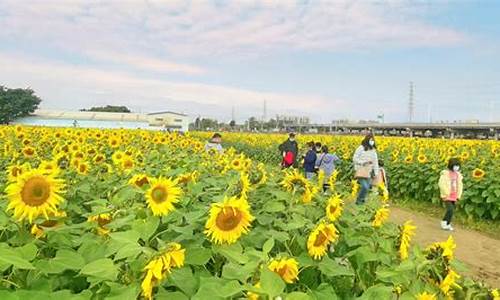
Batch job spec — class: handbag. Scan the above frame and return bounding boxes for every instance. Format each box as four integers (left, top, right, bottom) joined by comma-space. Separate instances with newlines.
354, 164, 371, 178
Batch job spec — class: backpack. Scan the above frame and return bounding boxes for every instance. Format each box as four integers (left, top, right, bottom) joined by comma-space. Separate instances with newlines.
282, 151, 295, 167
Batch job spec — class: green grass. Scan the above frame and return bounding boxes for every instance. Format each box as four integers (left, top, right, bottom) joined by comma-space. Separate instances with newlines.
393, 198, 500, 240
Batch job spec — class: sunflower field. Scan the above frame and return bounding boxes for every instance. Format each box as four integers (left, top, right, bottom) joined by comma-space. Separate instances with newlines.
192, 132, 500, 221
0, 125, 498, 300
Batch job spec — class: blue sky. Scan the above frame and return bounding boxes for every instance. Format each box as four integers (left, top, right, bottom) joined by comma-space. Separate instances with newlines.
0, 0, 499, 123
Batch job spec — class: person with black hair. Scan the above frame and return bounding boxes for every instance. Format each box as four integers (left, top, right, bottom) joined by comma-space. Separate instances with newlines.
438, 157, 463, 231
204, 133, 224, 154
314, 142, 322, 154
279, 132, 299, 168
316, 145, 341, 191
352, 133, 379, 204
303, 141, 317, 179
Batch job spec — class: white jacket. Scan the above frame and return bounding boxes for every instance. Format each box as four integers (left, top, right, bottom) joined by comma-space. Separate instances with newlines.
352, 145, 379, 177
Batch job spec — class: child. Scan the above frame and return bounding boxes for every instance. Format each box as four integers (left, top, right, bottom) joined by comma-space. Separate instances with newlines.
438, 157, 463, 231
204, 133, 224, 154
303, 141, 317, 179
316, 145, 341, 191
376, 159, 389, 190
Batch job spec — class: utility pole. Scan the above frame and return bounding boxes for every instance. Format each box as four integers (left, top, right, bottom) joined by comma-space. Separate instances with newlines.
408, 82, 415, 123
427, 104, 432, 123
231, 105, 235, 122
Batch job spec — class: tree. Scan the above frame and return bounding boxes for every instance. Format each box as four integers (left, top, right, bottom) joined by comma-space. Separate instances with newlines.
80, 105, 131, 113
0, 86, 42, 124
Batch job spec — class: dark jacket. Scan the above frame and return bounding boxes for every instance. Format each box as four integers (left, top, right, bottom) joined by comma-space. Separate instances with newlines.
279, 139, 299, 165
303, 149, 317, 172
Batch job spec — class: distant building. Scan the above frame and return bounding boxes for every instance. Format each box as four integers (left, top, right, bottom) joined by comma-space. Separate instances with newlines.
276, 115, 310, 126
15, 109, 189, 132
147, 111, 189, 131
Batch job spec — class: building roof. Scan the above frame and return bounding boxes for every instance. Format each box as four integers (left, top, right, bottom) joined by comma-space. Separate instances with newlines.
147, 111, 187, 117
32, 109, 187, 121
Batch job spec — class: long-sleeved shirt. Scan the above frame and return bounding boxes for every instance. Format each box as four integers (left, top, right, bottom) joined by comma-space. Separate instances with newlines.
303, 149, 317, 172
352, 145, 379, 178
315, 153, 341, 177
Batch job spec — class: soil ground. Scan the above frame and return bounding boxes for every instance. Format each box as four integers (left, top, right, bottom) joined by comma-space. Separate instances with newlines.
389, 207, 500, 288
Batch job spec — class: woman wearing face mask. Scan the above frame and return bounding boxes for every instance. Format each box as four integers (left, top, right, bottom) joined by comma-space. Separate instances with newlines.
438, 158, 463, 231
352, 133, 379, 205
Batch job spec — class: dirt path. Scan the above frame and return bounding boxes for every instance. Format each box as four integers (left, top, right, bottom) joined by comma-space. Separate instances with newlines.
389, 207, 500, 287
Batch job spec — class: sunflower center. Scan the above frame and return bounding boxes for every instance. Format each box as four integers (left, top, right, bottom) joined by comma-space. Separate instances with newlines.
215, 209, 243, 231
152, 186, 168, 203
136, 177, 149, 187
329, 206, 337, 214
314, 231, 328, 247
276, 265, 289, 278
124, 160, 133, 168
21, 176, 51, 207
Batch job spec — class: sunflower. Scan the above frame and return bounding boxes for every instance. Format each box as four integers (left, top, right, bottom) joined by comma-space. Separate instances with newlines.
39, 160, 60, 176
328, 170, 339, 192
282, 169, 309, 192
93, 154, 106, 164
129, 174, 150, 188
307, 222, 338, 260
204, 196, 254, 244
109, 137, 121, 148
326, 194, 343, 222
472, 168, 485, 179
317, 169, 325, 190
141, 243, 185, 300
492, 289, 500, 300
372, 207, 390, 228
301, 186, 317, 204
404, 155, 413, 164
268, 258, 299, 284
111, 151, 125, 165
350, 179, 359, 198
460, 151, 470, 161
77, 161, 90, 175
31, 224, 45, 239
22, 146, 36, 158
177, 171, 199, 185
246, 282, 261, 300
7, 163, 31, 182
417, 154, 428, 164
234, 172, 251, 200
256, 163, 268, 185
5, 169, 65, 223
120, 156, 135, 171
398, 220, 416, 260
145, 177, 182, 216
427, 236, 456, 262
416, 292, 437, 300
439, 269, 460, 297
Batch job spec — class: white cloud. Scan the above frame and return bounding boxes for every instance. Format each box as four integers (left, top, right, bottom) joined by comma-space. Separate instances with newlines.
0, 0, 466, 60
84, 50, 205, 75
0, 52, 347, 121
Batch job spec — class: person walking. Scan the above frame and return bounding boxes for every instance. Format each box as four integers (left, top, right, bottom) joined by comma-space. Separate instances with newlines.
303, 141, 317, 179
352, 133, 379, 205
316, 145, 341, 191
279, 132, 299, 168
438, 158, 463, 231
204, 133, 224, 154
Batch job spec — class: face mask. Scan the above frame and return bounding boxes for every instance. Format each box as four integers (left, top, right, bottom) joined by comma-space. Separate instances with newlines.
453, 165, 460, 172
289, 138, 295, 142
369, 140, 375, 146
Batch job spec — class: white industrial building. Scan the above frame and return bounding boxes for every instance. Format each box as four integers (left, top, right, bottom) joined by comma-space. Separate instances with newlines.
16, 109, 190, 132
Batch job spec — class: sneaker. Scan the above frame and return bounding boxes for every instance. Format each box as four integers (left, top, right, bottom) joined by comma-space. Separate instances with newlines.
447, 224, 454, 231
440, 221, 448, 230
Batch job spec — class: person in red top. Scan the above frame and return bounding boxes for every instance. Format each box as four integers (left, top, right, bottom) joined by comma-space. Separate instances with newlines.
438, 158, 463, 231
